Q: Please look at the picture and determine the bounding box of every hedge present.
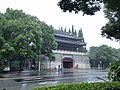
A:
[32,82,120,90]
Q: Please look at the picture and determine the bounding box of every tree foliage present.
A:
[108,61,120,81]
[101,1,120,41]
[89,45,120,68]
[40,22,57,61]
[1,8,42,61]
[0,8,57,69]
[58,0,103,15]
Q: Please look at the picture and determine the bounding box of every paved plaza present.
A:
[0,69,108,90]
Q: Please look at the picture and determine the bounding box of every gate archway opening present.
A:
[62,57,73,69]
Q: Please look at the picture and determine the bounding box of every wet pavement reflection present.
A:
[0,69,109,90]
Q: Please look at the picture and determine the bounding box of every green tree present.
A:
[108,49,120,81]
[0,8,57,71]
[100,0,120,81]
[89,46,99,67]
[58,0,103,15]
[101,1,120,41]
[89,45,120,68]
[40,22,57,61]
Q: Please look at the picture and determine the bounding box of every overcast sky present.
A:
[0,0,119,49]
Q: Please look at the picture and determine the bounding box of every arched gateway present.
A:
[62,57,74,69]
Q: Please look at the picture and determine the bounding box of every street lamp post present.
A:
[38,55,41,72]
[38,34,42,77]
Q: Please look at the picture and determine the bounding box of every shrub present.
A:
[32,81,120,90]
[108,61,120,81]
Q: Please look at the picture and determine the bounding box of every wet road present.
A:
[0,69,109,90]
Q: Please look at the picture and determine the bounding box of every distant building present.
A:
[49,26,90,69]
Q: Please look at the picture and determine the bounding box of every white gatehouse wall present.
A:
[50,50,90,69]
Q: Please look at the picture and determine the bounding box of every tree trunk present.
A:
[19,58,25,72]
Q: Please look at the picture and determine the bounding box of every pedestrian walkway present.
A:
[0,69,109,90]
[0,70,39,90]
[0,79,21,90]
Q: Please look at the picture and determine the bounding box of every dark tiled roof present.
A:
[56,38,86,46]
[54,30,82,40]
[54,29,86,47]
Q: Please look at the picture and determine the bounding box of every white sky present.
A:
[0,0,119,49]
